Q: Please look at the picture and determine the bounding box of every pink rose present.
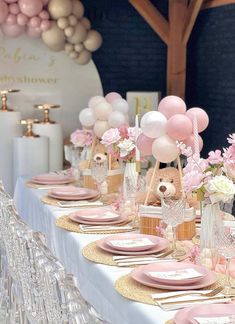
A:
[127,127,142,141]
[183,170,204,193]
[101,128,121,146]
[70,129,93,147]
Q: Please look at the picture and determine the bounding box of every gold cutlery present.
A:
[157,295,231,307]
[153,286,224,302]
[113,250,173,261]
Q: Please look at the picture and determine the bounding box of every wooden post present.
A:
[144,160,160,205]
[167,0,188,99]
[88,136,97,169]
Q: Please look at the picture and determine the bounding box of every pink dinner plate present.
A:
[31,174,74,185]
[144,262,208,285]
[97,235,169,255]
[68,208,120,222]
[48,187,99,201]
[174,303,235,324]
[68,212,127,225]
[104,233,159,252]
[131,265,217,290]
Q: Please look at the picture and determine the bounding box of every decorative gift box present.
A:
[139,205,196,240]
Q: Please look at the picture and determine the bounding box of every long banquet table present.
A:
[14,177,177,324]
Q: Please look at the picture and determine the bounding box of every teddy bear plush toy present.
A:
[136,167,182,205]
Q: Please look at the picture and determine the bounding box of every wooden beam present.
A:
[167,0,188,99]
[129,0,170,45]
[183,0,203,45]
[202,0,235,9]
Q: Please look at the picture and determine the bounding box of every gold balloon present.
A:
[83,30,102,52]
[42,22,66,51]
[74,49,91,65]
[67,22,87,44]
[72,0,84,19]
[48,0,72,19]
[80,17,91,30]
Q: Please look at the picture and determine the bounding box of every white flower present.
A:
[117,139,135,157]
[205,175,235,204]
[127,127,142,141]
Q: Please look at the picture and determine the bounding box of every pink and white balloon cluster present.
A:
[79,92,129,139]
[43,0,102,65]
[0,0,102,65]
[136,95,209,163]
[0,0,51,38]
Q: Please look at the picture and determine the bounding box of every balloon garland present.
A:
[0,0,102,65]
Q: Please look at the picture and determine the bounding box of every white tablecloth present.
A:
[14,177,174,324]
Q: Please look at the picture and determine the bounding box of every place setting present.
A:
[26,172,75,189]
[56,206,134,235]
[82,232,175,266]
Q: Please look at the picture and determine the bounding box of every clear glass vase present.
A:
[200,202,223,269]
[123,162,138,200]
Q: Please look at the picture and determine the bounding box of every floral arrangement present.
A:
[178,134,235,205]
[101,125,141,162]
[70,129,93,148]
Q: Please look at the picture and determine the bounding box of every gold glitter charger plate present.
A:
[114,273,228,306]
[26,181,74,189]
[41,195,104,207]
[56,215,133,235]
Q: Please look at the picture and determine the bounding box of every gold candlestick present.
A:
[0,89,20,111]
[135,97,141,116]
[21,119,40,137]
[34,103,60,124]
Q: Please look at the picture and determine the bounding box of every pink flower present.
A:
[127,127,142,141]
[183,169,204,193]
[223,146,235,164]
[189,245,200,264]
[101,128,121,146]
[119,124,129,139]
[207,150,223,165]
[70,129,93,147]
[177,142,193,158]
[227,133,235,146]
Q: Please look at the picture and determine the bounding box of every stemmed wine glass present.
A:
[215,223,235,295]
[64,144,84,185]
[90,160,108,195]
[161,198,186,258]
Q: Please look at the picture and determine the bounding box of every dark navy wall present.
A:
[83,1,235,155]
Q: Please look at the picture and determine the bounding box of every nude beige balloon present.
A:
[42,22,65,51]
[72,0,84,19]
[83,30,102,52]
[57,17,69,30]
[74,49,91,65]
[67,22,87,44]
[48,0,72,19]
[80,17,91,30]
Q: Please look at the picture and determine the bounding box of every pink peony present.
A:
[207,149,223,165]
[223,146,235,164]
[227,133,235,146]
[70,129,93,147]
[101,128,121,146]
[177,142,193,158]
[183,170,204,193]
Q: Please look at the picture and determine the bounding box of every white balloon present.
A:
[94,101,112,121]
[79,108,95,127]
[140,111,167,139]
[108,111,126,128]
[88,96,106,109]
[111,98,129,114]
[152,135,179,163]
[93,120,109,138]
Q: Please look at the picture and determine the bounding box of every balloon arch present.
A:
[0,0,102,65]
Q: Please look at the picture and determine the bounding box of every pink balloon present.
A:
[1,23,25,37]
[9,3,20,15]
[166,114,193,141]
[88,96,106,109]
[41,0,49,5]
[183,134,203,153]
[136,133,154,157]
[19,0,43,18]
[39,10,49,20]
[158,95,187,119]
[186,107,209,133]
[0,0,9,24]
[40,19,50,31]
[27,26,41,38]
[105,92,122,103]
[28,16,41,28]
[6,14,17,25]
[17,13,28,26]
[5,0,17,3]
